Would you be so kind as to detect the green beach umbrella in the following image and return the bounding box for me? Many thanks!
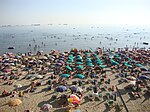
[76,62,83,65]
[122,61,128,64]
[111,60,119,65]
[66,66,72,71]
[76,66,83,69]
[98,65,106,68]
[136,64,142,67]
[74,74,85,79]
[87,63,94,67]
[125,64,132,68]
[60,74,70,78]
[86,59,92,63]
[115,56,121,60]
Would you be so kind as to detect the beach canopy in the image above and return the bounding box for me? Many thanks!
[74,74,85,79]
[8,99,22,106]
[76,62,83,65]
[40,104,52,112]
[76,87,83,92]
[69,85,77,92]
[66,66,72,71]
[136,64,143,67]
[87,63,94,67]
[39,56,48,60]
[127,76,136,81]
[14,84,22,88]
[140,67,148,71]
[76,66,83,69]
[56,63,63,66]
[143,71,150,75]
[138,75,149,80]
[60,74,70,78]
[56,85,67,92]
[68,94,80,105]
[86,59,92,63]
[128,81,136,86]
[110,60,119,65]
[125,64,132,68]
[98,65,106,68]
[90,74,97,78]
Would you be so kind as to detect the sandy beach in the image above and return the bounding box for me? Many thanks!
[0,48,150,112]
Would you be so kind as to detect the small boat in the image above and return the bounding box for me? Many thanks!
[143,42,149,45]
[8,47,15,49]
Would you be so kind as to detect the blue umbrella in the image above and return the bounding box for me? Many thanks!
[56,63,62,66]
[138,75,149,80]
[90,74,97,78]
[69,85,77,92]
[143,71,150,75]
[56,85,67,92]
[140,67,148,71]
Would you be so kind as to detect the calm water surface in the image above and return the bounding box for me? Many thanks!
[0,24,150,54]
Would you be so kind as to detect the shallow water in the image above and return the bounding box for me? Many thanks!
[0,24,150,54]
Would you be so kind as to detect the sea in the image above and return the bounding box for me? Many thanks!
[0,24,150,54]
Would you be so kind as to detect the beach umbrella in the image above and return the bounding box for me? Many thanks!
[3,68,11,73]
[8,99,22,106]
[56,85,67,92]
[90,74,97,78]
[138,75,149,80]
[125,64,132,68]
[136,64,143,67]
[115,56,121,60]
[110,60,119,65]
[126,76,136,81]
[128,81,136,86]
[140,67,148,71]
[40,104,52,112]
[39,56,48,60]
[68,56,73,60]
[87,63,94,67]
[69,85,77,92]
[76,62,83,65]
[56,62,62,66]
[98,65,106,68]
[143,71,150,75]
[76,87,83,93]
[66,66,72,71]
[68,94,80,105]
[76,66,83,69]
[14,84,22,88]
[74,74,85,79]
[86,59,92,63]
[60,74,70,78]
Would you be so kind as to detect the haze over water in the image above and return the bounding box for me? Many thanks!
[0,24,150,54]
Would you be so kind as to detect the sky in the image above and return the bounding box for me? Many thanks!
[0,0,150,25]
